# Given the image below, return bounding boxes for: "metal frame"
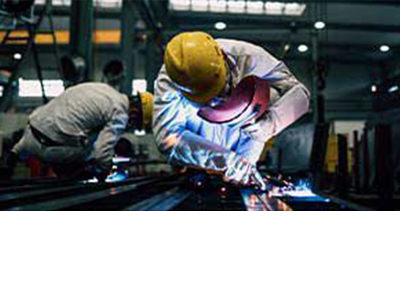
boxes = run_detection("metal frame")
[120,0,136,95]
[69,0,94,82]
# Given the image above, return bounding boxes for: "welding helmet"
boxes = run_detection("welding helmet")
[164,31,227,105]
[198,75,270,125]
[140,91,154,130]
[128,92,154,130]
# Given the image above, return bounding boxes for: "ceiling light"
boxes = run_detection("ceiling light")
[170,0,190,11]
[265,1,284,15]
[169,1,307,17]
[227,0,245,13]
[284,44,290,51]
[297,44,308,53]
[371,85,377,93]
[209,0,227,13]
[191,0,208,12]
[283,2,306,16]
[13,53,22,60]
[214,21,227,30]
[314,21,326,30]
[247,1,264,14]
[388,85,399,93]
[380,45,390,53]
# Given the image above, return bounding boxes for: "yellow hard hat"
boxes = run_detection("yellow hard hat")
[164,31,227,105]
[139,91,154,130]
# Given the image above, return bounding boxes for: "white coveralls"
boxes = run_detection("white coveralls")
[13,83,129,172]
[153,39,310,179]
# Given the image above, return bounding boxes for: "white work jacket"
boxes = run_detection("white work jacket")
[153,39,310,172]
[29,82,129,169]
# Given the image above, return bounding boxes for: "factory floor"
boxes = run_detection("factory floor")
[0,173,374,211]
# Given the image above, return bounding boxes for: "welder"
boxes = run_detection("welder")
[153,31,310,189]
[7,82,154,180]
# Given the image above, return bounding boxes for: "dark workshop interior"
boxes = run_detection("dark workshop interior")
[0,0,399,211]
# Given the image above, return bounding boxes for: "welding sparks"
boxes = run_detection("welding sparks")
[283,189,316,197]
[106,172,128,183]
[268,178,319,198]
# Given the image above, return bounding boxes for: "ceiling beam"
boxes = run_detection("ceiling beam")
[34,5,121,18]
[133,0,159,31]
[171,12,400,33]
[277,0,400,5]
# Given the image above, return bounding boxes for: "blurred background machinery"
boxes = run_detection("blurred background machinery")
[1,0,399,210]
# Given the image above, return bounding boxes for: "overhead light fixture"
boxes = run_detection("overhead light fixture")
[314,21,326,30]
[247,1,264,14]
[388,85,399,93]
[170,1,307,16]
[284,44,290,51]
[227,0,245,13]
[13,53,22,60]
[214,21,227,30]
[265,1,283,15]
[371,85,377,93]
[380,45,390,53]
[191,0,208,12]
[283,2,306,16]
[170,0,190,11]
[209,0,227,13]
[297,44,308,53]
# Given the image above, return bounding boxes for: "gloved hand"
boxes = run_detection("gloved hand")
[241,112,276,143]
[85,159,110,182]
[224,153,267,190]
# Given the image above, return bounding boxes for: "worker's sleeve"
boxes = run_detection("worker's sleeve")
[242,61,310,143]
[153,69,238,172]
[91,106,128,172]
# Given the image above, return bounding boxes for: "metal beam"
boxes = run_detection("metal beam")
[133,0,159,31]
[145,34,157,93]
[69,0,94,81]
[170,12,400,33]
[121,0,136,95]
[311,33,319,124]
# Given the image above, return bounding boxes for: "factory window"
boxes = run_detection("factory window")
[34,0,122,8]
[34,0,71,5]
[94,0,122,8]
[169,0,306,16]
[132,79,147,96]
[170,0,191,11]
[18,79,64,98]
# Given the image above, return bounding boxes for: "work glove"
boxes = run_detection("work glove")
[242,84,310,143]
[224,153,267,190]
[85,159,110,182]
